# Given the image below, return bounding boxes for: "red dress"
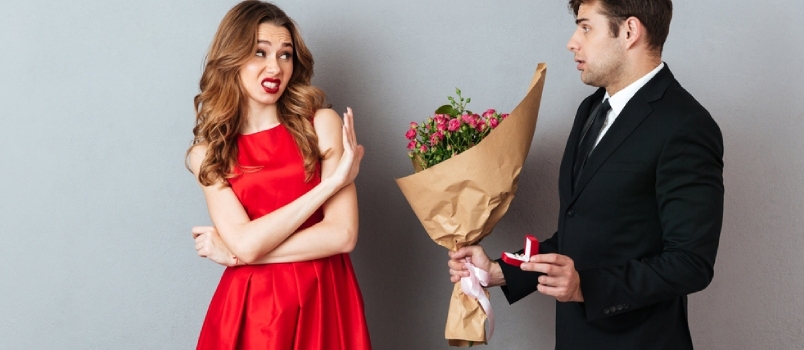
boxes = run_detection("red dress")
[197,124,372,350]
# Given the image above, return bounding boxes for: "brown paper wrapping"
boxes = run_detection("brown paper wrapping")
[396,63,546,346]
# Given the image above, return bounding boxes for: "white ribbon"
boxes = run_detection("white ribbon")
[460,259,494,341]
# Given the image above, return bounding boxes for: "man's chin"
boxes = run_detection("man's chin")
[581,77,603,88]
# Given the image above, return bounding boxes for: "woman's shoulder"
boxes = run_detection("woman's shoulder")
[312,108,343,136]
[186,142,209,175]
[312,108,341,126]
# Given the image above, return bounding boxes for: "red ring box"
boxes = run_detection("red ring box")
[501,235,539,267]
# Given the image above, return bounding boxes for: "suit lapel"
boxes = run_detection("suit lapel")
[569,65,675,204]
[559,89,605,202]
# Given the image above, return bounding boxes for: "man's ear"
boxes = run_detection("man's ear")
[623,17,642,49]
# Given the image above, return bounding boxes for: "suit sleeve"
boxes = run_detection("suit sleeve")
[497,232,559,304]
[577,111,724,321]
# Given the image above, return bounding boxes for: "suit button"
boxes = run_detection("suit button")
[610,307,617,313]
[624,303,630,310]
[603,308,610,315]
[566,209,575,218]
[617,305,623,311]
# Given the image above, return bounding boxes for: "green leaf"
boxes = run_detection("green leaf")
[434,105,455,115]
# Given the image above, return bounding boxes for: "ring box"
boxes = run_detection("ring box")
[501,235,539,267]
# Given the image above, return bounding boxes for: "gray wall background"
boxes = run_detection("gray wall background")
[1,0,802,349]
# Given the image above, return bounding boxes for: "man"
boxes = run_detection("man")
[448,0,724,348]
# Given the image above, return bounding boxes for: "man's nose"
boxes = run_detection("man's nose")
[567,37,578,52]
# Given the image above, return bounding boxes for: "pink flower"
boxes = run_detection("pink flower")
[405,129,417,140]
[489,117,499,129]
[501,113,509,120]
[448,118,461,132]
[436,120,447,131]
[461,114,479,128]
[477,120,487,132]
[420,145,427,153]
[407,140,417,150]
[483,109,496,118]
[430,133,440,146]
[468,114,480,128]
[410,122,418,129]
[434,114,447,124]
[436,131,445,140]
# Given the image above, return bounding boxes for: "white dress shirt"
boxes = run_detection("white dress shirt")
[594,62,665,147]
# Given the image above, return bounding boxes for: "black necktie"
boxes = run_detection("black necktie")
[573,99,611,185]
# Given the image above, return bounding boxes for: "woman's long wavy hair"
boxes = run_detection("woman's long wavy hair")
[189,0,327,186]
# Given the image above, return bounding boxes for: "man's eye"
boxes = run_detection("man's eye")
[583,27,590,33]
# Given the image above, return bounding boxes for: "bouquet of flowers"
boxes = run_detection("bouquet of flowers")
[396,63,546,346]
[405,89,509,171]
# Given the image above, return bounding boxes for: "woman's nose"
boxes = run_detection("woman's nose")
[264,57,280,75]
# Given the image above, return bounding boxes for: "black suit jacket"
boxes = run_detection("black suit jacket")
[498,65,724,349]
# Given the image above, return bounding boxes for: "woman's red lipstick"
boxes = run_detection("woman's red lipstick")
[261,78,280,94]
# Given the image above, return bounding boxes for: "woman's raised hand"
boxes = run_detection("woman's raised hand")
[328,107,365,189]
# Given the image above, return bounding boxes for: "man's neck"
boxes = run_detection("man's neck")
[606,56,662,96]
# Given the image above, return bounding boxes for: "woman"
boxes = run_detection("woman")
[186,1,371,349]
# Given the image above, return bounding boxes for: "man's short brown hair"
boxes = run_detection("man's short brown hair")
[569,0,673,53]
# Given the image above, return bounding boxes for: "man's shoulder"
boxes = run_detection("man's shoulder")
[653,80,722,139]
[648,66,708,115]
[659,81,712,118]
